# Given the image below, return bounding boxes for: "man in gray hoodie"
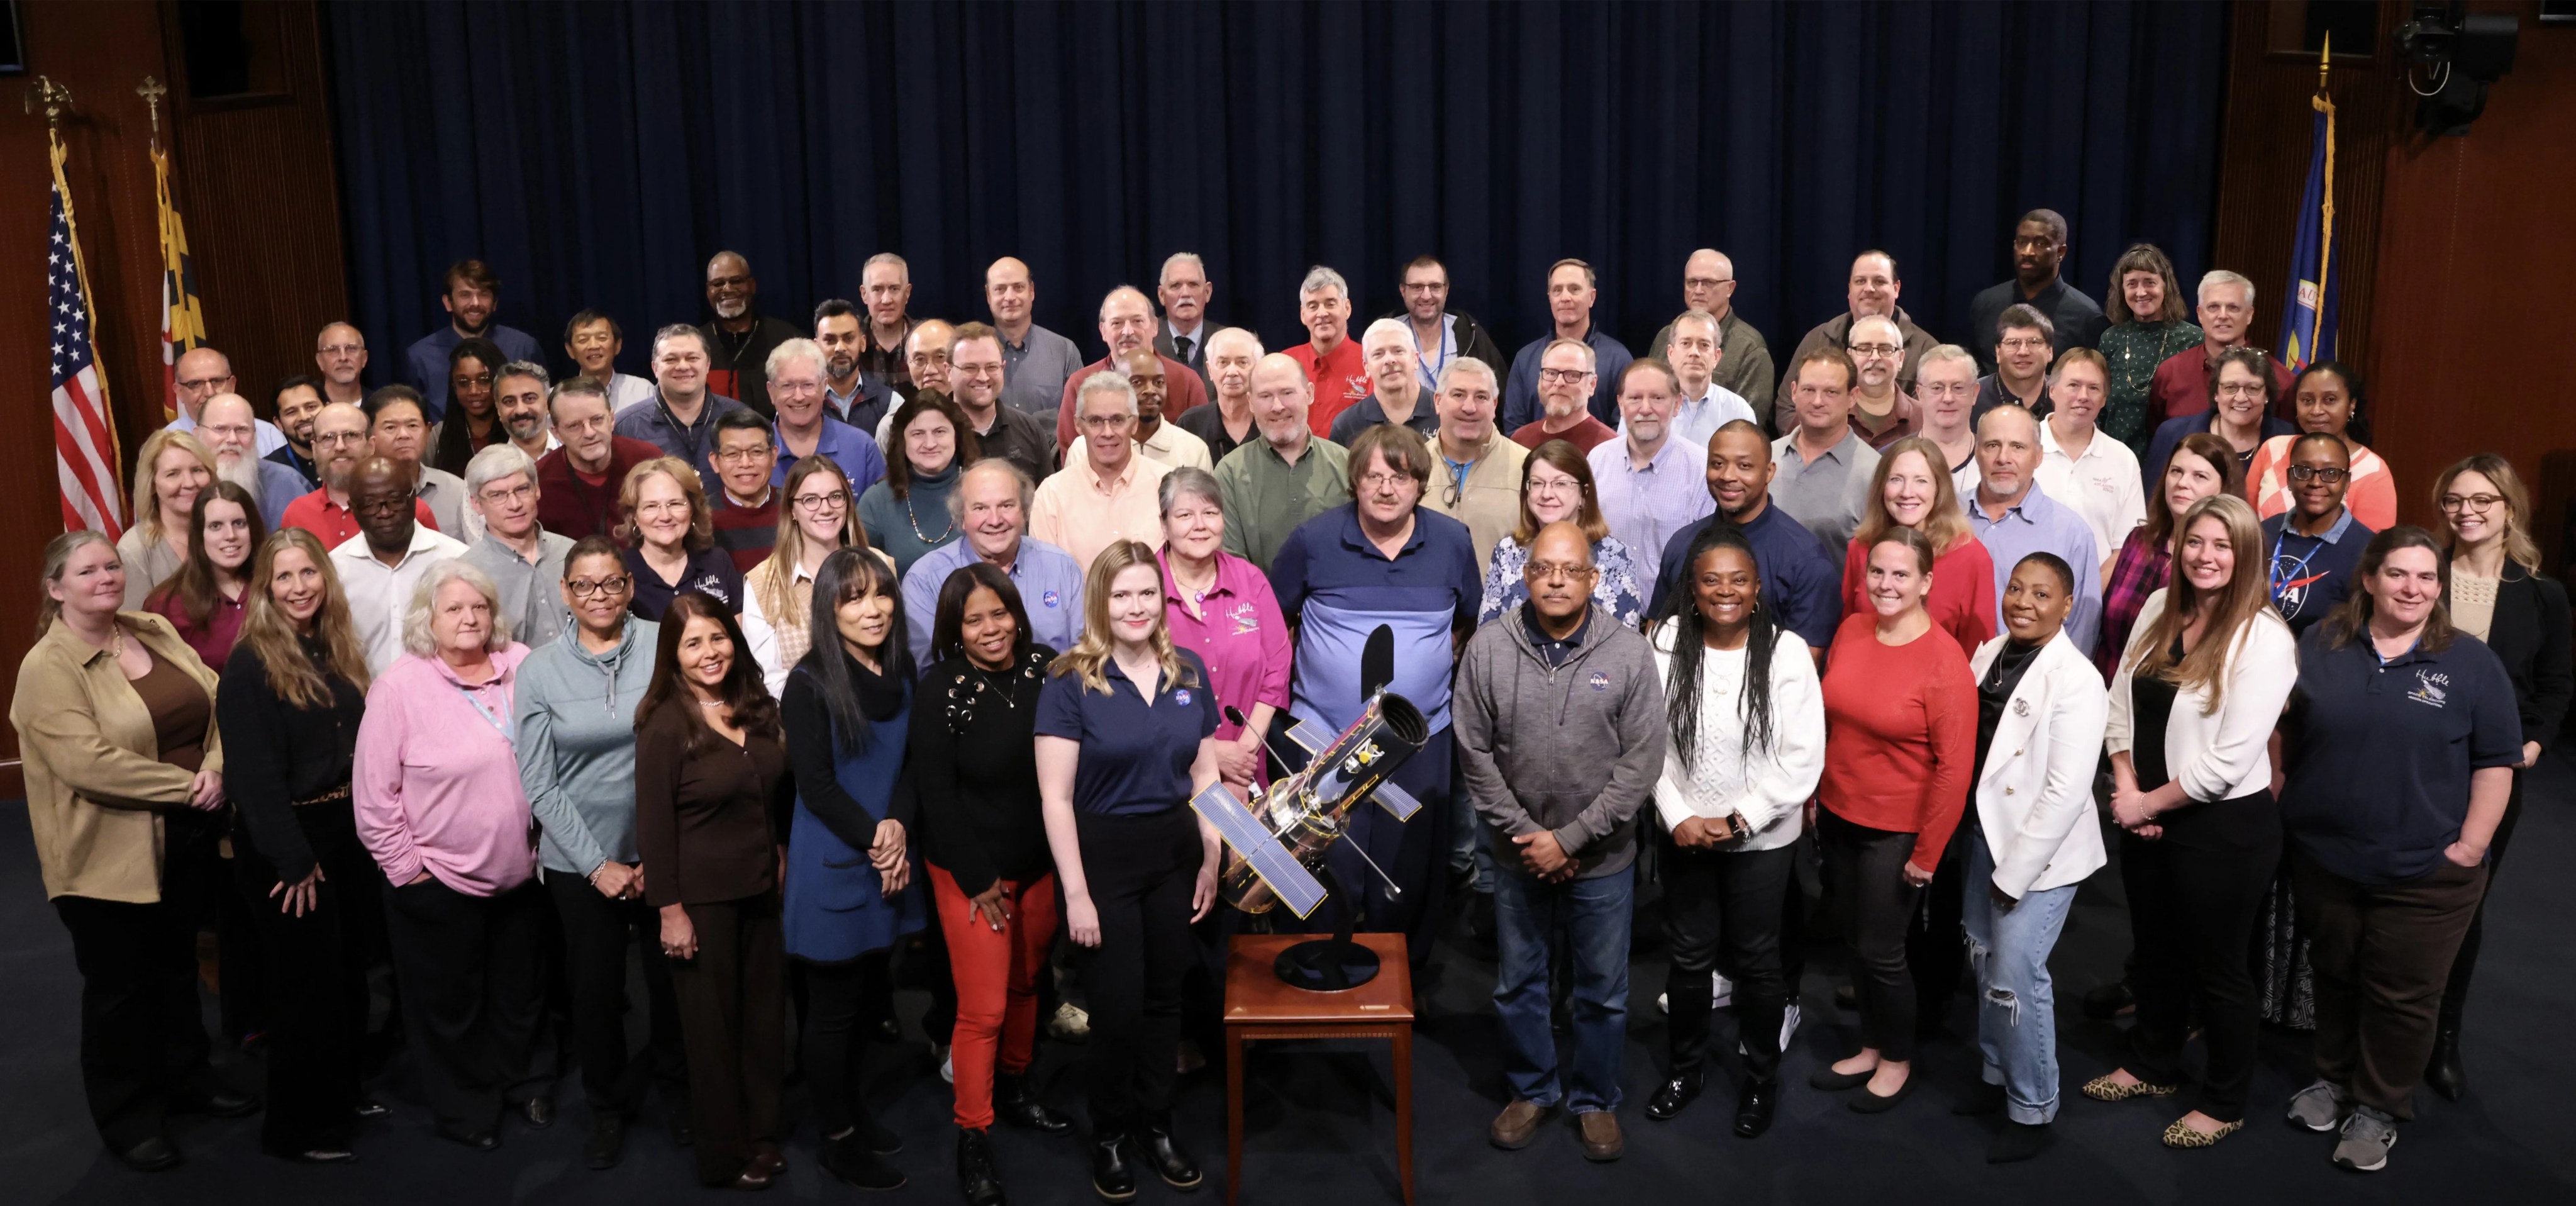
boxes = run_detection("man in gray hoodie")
[1454,522,1666,1164]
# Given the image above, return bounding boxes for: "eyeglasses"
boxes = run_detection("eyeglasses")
[1847,343,1902,358]
[1997,337,2048,353]
[352,496,413,516]
[1077,414,1134,430]
[1357,471,1416,491]
[2439,493,2504,513]
[1524,562,1598,583]
[318,343,364,357]
[567,576,631,598]
[315,431,368,447]
[1536,367,1594,385]
[2285,466,2350,484]
[713,447,772,464]
[1682,277,1733,290]
[476,482,535,505]
[792,491,848,511]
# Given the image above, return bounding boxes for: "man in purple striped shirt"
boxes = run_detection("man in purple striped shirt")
[1587,359,1715,588]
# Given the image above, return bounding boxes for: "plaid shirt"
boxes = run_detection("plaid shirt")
[2095,527,2171,682]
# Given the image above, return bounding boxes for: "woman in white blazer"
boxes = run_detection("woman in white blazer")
[1643,523,1826,1139]
[2084,494,2297,1150]
[1958,552,2109,1164]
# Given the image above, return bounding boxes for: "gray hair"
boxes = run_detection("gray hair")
[2198,269,2255,309]
[464,443,539,496]
[651,323,706,360]
[401,558,510,656]
[765,336,828,379]
[863,251,910,282]
[947,458,1035,524]
[497,360,550,389]
[1158,466,1223,518]
[1436,357,1499,394]
[1360,318,1414,350]
[1077,371,1140,418]
[1298,265,1349,303]
[1159,252,1207,284]
[1916,343,1978,375]
[548,374,609,420]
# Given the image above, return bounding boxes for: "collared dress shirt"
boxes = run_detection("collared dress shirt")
[899,536,1086,670]
[998,323,1085,418]
[1770,430,1881,550]
[330,524,470,675]
[773,415,887,498]
[1633,381,1758,455]
[1031,454,1173,574]
[1065,420,1214,474]
[1287,338,1372,437]
[2035,420,2146,569]
[1587,435,1718,586]
[1214,437,1352,572]
[1967,487,2104,653]
[460,528,575,651]
[1157,549,1292,754]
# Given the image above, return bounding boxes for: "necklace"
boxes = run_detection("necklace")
[901,490,955,544]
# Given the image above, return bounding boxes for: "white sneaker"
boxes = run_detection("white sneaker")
[939,1044,954,1084]
[1778,1002,1802,1050]
[1711,972,1734,1008]
[1657,991,1669,1015]
[1047,1002,1091,1042]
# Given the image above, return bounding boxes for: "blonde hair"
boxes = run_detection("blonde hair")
[614,456,714,551]
[749,457,867,650]
[1853,437,1972,555]
[2433,454,2542,574]
[238,528,371,708]
[127,428,216,544]
[1049,540,1196,695]
[2127,493,2282,715]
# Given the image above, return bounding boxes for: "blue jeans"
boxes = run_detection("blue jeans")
[1960,835,2076,1125]
[1492,861,1633,1112]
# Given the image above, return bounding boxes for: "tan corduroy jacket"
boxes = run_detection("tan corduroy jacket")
[9,613,223,903]
[1418,428,1530,580]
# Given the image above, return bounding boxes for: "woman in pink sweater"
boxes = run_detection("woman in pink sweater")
[1811,527,1977,1112]
[355,559,548,1149]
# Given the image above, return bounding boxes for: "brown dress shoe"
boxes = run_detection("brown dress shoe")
[1577,1111,1624,1162]
[1489,1100,1553,1150]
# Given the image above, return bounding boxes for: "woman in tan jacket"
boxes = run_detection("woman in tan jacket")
[10,530,251,1171]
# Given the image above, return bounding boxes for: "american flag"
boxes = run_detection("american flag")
[49,158,125,540]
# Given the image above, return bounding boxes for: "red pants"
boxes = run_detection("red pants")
[931,865,1060,1129]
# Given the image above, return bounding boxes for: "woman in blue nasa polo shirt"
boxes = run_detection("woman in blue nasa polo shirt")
[2276,527,2521,1174]
[1033,539,1223,1202]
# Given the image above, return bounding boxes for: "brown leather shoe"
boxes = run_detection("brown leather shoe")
[1489,1100,1552,1150]
[1577,1111,1624,1161]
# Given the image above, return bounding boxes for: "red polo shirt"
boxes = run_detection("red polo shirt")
[1287,338,1370,437]
[279,488,440,548]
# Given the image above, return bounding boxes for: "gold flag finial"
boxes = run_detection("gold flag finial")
[137,75,167,147]
[23,75,74,130]
[2318,32,2333,95]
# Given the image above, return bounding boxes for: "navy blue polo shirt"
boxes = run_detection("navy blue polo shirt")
[2262,508,2373,635]
[1035,648,1219,816]
[1649,500,1844,653]
[2279,625,2522,885]
[1269,504,1480,736]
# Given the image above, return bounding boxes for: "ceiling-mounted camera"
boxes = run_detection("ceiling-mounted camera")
[2394,3,2518,136]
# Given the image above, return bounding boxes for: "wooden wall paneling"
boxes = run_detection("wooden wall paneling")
[160,0,349,422]
[2364,1,2576,535]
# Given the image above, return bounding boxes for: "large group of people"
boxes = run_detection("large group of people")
[14,217,2560,1199]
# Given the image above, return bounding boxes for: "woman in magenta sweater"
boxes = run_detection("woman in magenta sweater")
[1811,526,1977,1112]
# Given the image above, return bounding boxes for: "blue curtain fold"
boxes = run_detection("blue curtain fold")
[324,0,2228,384]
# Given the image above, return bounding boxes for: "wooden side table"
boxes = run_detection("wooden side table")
[1222,932,1415,1206]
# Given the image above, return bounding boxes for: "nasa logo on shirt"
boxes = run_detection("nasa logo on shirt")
[1174,688,1193,706]
[1587,671,1610,692]
[1042,590,1061,609]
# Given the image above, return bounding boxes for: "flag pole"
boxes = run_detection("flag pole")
[26,77,116,435]
[2310,36,2336,365]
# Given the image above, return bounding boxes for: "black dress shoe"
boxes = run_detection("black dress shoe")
[958,1127,1008,1206]
[1951,1080,2007,1116]
[1848,1075,1918,1114]
[583,1114,627,1170]
[1807,1065,1873,1092]
[118,1136,184,1172]
[1733,1080,1778,1138]
[1090,1131,1137,1203]
[818,1133,904,1191]
[352,1098,390,1121]
[1988,1120,2051,1164]
[2424,1025,2467,1102]
[517,1097,555,1129]
[1138,1113,1200,1190]
[996,1074,1074,1134]
[172,1086,262,1118]
[865,1119,904,1156]
[436,1123,501,1151]
[289,1147,357,1164]
[1644,1069,1704,1122]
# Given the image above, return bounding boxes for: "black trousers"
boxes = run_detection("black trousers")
[802,952,891,1137]
[1071,807,1199,1132]
[1906,827,1969,1032]
[2439,768,2524,1032]
[165,807,267,1044]
[383,876,553,1132]
[234,807,374,1155]
[545,871,685,1116]
[669,894,785,1185]
[2120,790,2279,1124]
[52,892,220,1151]
[1821,811,1924,1063]
[1662,838,1797,1083]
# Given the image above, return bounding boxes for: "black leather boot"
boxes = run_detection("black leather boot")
[1733,1079,1779,1138]
[996,1072,1073,1133]
[1645,1068,1704,1121]
[957,1127,1006,1206]
[1138,1112,1202,1190]
[2424,1024,2467,1102]
[1089,1129,1137,1203]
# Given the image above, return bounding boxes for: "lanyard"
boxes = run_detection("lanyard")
[1415,319,1455,392]
[455,678,516,749]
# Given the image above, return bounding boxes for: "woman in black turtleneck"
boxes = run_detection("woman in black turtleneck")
[911,561,1072,1206]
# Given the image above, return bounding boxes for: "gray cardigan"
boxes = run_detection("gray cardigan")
[1454,603,1667,879]
[515,616,660,877]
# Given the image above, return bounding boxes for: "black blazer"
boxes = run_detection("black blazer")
[2448,563,2573,748]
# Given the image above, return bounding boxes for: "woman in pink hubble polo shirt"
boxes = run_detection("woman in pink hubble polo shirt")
[1155,467,1292,793]
[354,559,551,1149]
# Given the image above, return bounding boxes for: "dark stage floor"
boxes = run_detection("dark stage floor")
[3,756,2572,1206]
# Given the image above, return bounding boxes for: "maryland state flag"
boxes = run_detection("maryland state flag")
[155,144,206,422]
[2277,49,2339,372]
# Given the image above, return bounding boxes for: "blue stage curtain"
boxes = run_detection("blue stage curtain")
[323,1,2227,385]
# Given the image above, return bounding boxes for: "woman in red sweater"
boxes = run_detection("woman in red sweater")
[1811,526,1977,1112]
[1841,437,1996,656]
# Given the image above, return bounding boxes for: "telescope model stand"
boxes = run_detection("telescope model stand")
[1273,864,1380,991]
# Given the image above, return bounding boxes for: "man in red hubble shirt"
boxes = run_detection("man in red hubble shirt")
[2147,269,2293,423]
[1285,265,1371,437]
[1055,284,1207,452]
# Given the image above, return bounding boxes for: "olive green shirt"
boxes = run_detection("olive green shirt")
[1214,435,1352,572]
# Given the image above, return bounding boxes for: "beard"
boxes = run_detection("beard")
[216,455,262,493]
[826,352,857,380]
[713,298,748,320]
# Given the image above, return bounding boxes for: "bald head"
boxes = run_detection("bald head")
[1248,354,1313,449]
[1525,521,1598,623]
[194,394,260,469]
[350,455,417,552]
[907,318,956,394]
[1205,327,1265,401]
[174,347,236,420]
[1098,286,1154,358]
[985,256,1035,330]
[1682,248,1738,319]
[706,250,755,321]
